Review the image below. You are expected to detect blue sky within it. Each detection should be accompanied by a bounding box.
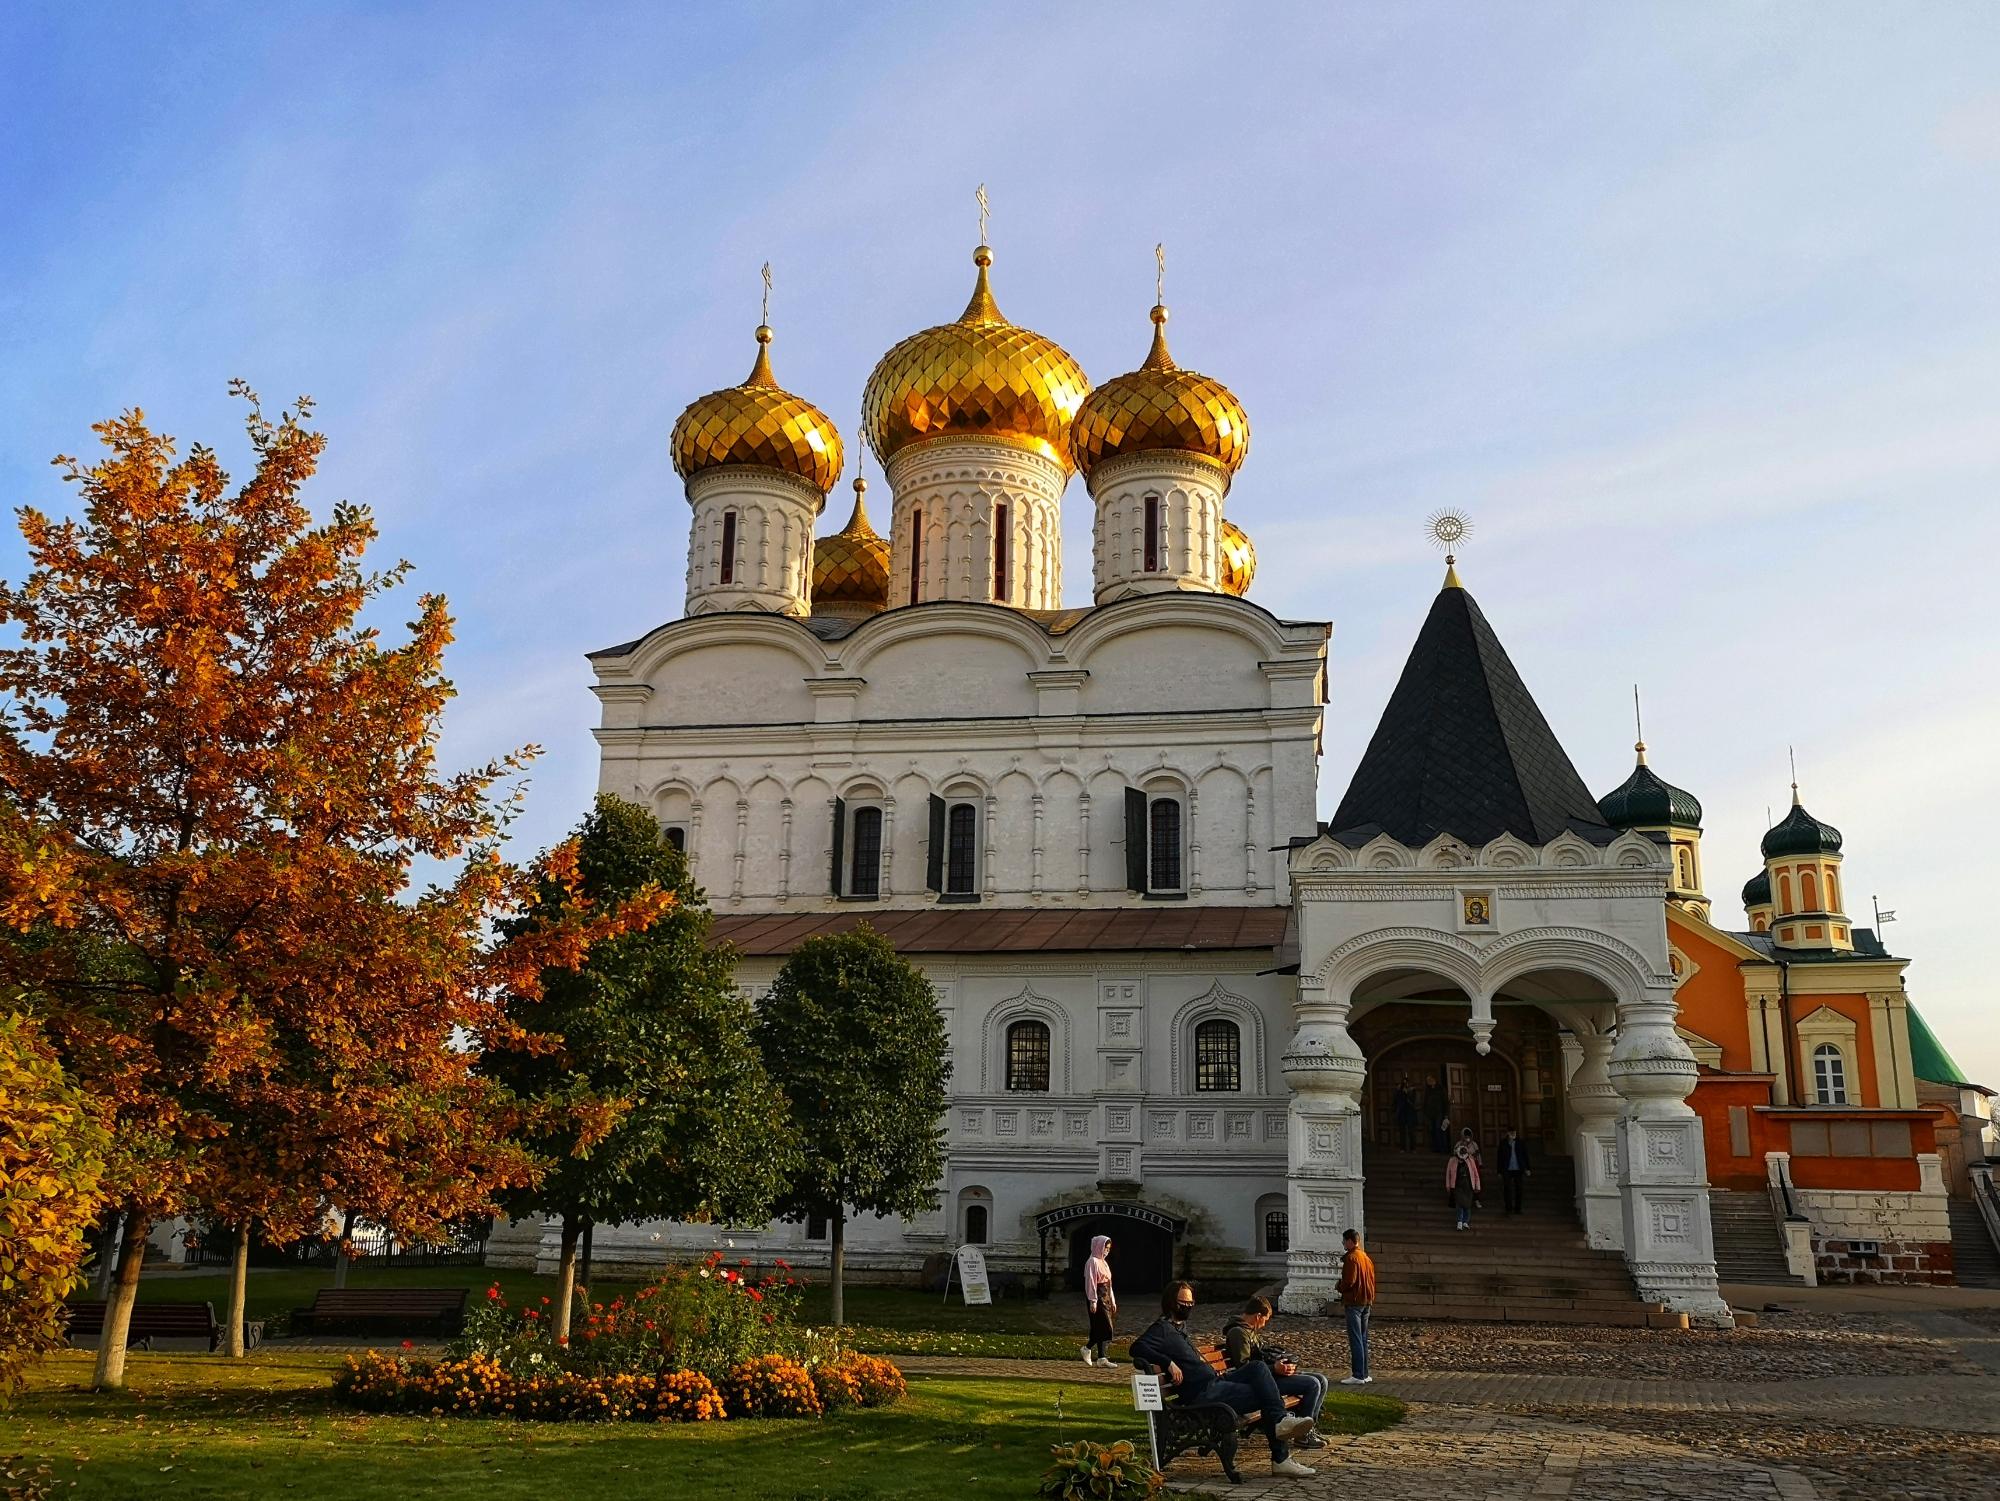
[4,2,1997,1087]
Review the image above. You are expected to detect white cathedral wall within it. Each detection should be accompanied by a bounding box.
[541,954,1296,1282]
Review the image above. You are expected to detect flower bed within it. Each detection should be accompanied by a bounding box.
[330,1254,906,1424]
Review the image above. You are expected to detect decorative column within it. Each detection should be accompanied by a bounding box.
[1278,976,1367,1314]
[1608,985,1732,1326]
[1566,1029,1624,1249]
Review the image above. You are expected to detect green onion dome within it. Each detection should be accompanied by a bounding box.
[1742,870,1772,907]
[1598,747,1702,830]
[1761,796,1843,859]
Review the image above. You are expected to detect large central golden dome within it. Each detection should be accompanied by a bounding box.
[861,246,1089,470]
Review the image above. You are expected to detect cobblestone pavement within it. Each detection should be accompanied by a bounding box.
[900,1310,2000,1500]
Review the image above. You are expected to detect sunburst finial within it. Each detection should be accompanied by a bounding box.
[1426,509,1472,588]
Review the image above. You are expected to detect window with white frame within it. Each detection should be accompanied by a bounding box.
[1812,1043,1849,1105]
[945,801,978,895]
[1194,1017,1241,1093]
[1124,787,1186,895]
[846,804,883,897]
[1005,1019,1052,1093]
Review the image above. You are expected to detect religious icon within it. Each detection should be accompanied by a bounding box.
[1463,894,1491,926]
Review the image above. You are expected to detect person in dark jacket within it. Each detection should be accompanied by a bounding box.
[1129,1282,1318,1478]
[1221,1296,1326,1444]
[1423,1076,1450,1153]
[1498,1127,1532,1214]
[1391,1077,1419,1152]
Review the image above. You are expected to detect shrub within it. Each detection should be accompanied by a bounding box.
[723,1354,823,1419]
[333,1350,726,1423]
[1038,1439,1164,1500]
[807,1350,905,1411]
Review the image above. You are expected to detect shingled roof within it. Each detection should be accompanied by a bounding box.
[1327,580,1614,848]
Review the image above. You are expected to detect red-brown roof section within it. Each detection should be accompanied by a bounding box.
[708,905,1292,957]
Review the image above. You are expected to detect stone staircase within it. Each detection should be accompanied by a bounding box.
[1708,1189,1803,1285]
[1361,1146,1676,1326]
[1948,1199,2000,1289]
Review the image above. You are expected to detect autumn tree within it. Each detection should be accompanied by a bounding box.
[754,927,950,1326]
[482,795,796,1341]
[0,388,663,1387]
[0,1012,108,1397]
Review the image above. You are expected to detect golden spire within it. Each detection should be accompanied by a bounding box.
[1789,745,1802,806]
[1144,244,1178,371]
[1426,509,1471,588]
[836,474,879,538]
[1633,685,1648,764]
[745,262,777,386]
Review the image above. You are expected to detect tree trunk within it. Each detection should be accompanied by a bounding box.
[91,1205,149,1391]
[578,1220,594,1296]
[552,1213,581,1344]
[829,1206,847,1328]
[224,1226,251,1357]
[92,1210,124,1297]
[332,1207,358,1289]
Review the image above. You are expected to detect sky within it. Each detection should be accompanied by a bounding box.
[3,2,1996,1087]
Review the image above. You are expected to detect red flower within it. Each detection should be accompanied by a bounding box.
[401,1339,415,1349]
[748,1289,763,1302]
[486,1285,502,1300]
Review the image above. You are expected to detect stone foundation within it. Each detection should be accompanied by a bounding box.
[1793,1169,1954,1284]
[1813,1235,1955,1284]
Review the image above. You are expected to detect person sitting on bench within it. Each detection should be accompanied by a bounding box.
[1221,1295,1327,1447]
[1129,1281,1318,1479]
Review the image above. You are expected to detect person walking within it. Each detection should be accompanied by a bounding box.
[1392,1077,1419,1152]
[1337,1228,1376,1385]
[1498,1127,1532,1215]
[1131,1283,1319,1479]
[1081,1234,1117,1366]
[1457,1126,1484,1209]
[1423,1075,1450,1154]
[1447,1139,1481,1230]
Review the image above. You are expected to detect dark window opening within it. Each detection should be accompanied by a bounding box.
[1148,797,1183,892]
[663,825,687,853]
[1263,1211,1289,1255]
[719,510,737,585]
[909,508,923,606]
[1195,1018,1241,1093]
[993,504,1010,599]
[946,802,977,895]
[806,1212,828,1241]
[1143,496,1161,572]
[848,806,883,898]
[1006,1019,1051,1092]
[964,1204,988,1245]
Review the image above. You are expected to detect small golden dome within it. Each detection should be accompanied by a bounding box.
[1218,517,1256,596]
[810,476,891,614]
[671,325,844,495]
[861,246,1089,471]
[1070,303,1249,484]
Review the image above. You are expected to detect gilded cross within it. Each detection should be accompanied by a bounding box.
[760,262,772,324]
[1155,244,1166,304]
[976,183,990,244]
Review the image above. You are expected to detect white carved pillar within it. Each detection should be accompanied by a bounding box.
[1243,786,1258,895]
[983,792,997,897]
[1031,792,1045,895]
[1279,976,1367,1314]
[881,799,897,897]
[1187,785,1203,897]
[1566,1029,1624,1249]
[1077,791,1092,895]
[731,798,748,903]
[1609,985,1732,1326]
[778,797,793,899]
[688,800,704,879]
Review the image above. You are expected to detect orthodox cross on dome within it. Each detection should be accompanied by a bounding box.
[1633,684,1647,763]
[976,183,990,245]
[1155,242,1166,304]
[760,261,772,325]
[1425,508,1472,588]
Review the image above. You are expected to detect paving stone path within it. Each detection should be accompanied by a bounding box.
[898,1310,2000,1500]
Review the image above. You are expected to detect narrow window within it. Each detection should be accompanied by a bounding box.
[848,806,883,898]
[1826,868,1841,913]
[1263,1211,1289,1255]
[993,503,1009,599]
[1144,495,1161,572]
[1812,1043,1848,1105]
[965,1204,988,1245]
[1148,797,1183,892]
[719,510,737,585]
[663,825,688,853]
[1006,1019,1051,1092]
[805,1212,828,1242]
[1195,1018,1241,1093]
[1778,872,1793,914]
[1802,870,1820,912]
[946,801,978,895]
[909,507,923,606]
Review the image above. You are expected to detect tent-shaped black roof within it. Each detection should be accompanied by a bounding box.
[1327,579,1615,848]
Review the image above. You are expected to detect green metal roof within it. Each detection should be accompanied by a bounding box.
[1598,756,1703,831]
[1907,1003,1971,1087]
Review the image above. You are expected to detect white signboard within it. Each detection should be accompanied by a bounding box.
[953,1244,992,1305]
[1130,1372,1164,1412]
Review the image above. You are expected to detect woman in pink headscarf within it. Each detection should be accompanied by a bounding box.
[1082,1234,1117,1366]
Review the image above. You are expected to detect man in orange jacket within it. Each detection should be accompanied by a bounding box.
[1337,1228,1376,1384]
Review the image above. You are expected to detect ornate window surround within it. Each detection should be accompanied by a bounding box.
[1169,981,1266,1095]
[980,984,1072,1095]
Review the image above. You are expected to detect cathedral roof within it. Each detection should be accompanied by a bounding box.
[708,903,1292,957]
[1598,750,1703,830]
[1907,1004,1972,1087]
[1761,793,1844,859]
[1069,303,1249,483]
[1326,572,1613,848]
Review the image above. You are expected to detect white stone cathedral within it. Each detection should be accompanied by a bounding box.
[491,238,1731,1325]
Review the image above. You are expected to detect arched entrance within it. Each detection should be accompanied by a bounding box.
[1354,1000,1566,1152]
[1033,1202,1186,1294]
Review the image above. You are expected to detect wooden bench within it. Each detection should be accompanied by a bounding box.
[1130,1343,1305,1483]
[288,1287,467,1338]
[63,1300,229,1352]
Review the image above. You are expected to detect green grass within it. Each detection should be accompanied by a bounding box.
[0,1349,1399,1500]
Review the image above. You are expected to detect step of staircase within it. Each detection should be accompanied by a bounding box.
[1948,1199,2000,1289]
[1707,1189,1802,1284]
[1360,1148,1651,1325]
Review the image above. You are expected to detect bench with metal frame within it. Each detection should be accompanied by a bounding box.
[1129,1343,1303,1484]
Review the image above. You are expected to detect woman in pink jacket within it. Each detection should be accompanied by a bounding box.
[1446,1142,1482,1230]
[1082,1235,1117,1365]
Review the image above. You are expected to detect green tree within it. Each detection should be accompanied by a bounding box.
[755,927,951,1326]
[483,795,796,1341]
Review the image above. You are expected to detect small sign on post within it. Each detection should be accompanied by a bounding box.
[1130,1372,1163,1411]
[948,1244,992,1306]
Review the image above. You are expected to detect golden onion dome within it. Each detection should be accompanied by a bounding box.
[861,245,1090,471]
[670,325,844,496]
[810,476,891,614]
[1070,303,1250,484]
[1218,517,1256,597]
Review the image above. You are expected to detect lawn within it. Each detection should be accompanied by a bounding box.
[0,1350,1404,1500]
